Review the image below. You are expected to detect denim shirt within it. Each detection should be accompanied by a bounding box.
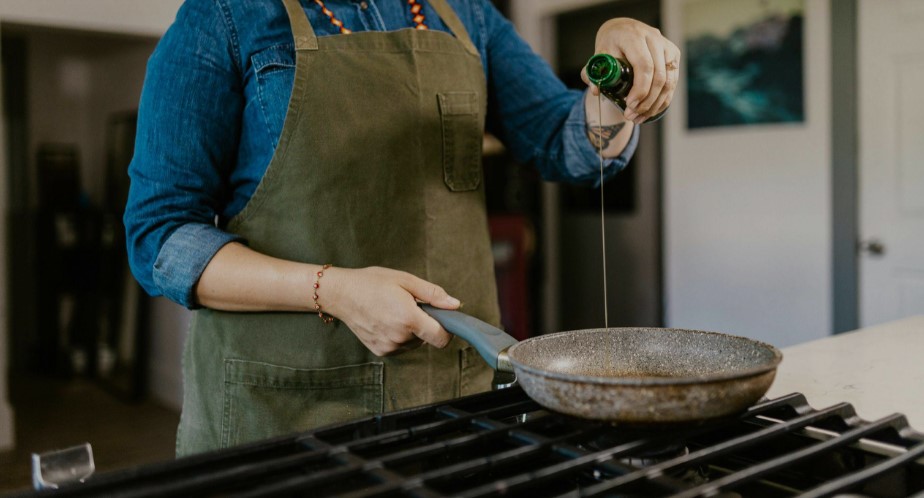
[124,0,639,308]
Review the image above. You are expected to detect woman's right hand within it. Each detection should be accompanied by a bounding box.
[194,244,454,356]
[322,266,460,356]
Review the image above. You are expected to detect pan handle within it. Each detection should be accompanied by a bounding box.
[420,305,518,372]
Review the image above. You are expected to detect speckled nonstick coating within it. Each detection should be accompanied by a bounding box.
[420,306,783,423]
[507,327,782,422]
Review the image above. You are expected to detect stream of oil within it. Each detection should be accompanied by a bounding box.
[597,92,609,330]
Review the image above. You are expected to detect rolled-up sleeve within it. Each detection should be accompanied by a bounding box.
[151,224,242,307]
[479,0,637,185]
[124,0,244,308]
[562,91,639,186]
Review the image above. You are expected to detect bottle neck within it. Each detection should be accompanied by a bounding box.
[586,53,623,88]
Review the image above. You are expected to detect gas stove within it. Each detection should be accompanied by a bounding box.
[11,386,924,497]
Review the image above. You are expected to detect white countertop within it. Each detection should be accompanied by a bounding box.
[766,315,924,431]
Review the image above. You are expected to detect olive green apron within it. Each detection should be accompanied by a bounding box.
[176,0,499,456]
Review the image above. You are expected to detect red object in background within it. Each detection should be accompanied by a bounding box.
[489,214,534,341]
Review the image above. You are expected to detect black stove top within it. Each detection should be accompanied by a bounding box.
[11,387,924,497]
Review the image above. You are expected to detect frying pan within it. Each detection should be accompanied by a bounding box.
[422,305,782,423]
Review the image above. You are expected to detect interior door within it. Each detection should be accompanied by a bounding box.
[859,0,924,326]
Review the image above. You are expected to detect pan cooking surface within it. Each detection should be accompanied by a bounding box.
[417,306,783,422]
[508,327,781,384]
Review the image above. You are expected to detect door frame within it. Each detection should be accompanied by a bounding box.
[831,0,859,334]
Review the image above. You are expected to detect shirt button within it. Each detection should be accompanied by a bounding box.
[360,1,368,9]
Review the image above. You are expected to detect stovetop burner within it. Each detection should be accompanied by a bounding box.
[8,387,924,497]
[620,442,689,467]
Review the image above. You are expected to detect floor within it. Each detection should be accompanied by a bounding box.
[0,375,179,493]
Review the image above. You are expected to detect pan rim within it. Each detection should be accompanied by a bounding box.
[507,327,783,386]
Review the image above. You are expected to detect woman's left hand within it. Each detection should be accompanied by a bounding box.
[586,18,681,124]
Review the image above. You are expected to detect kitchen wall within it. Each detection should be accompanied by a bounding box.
[0,0,184,447]
[513,0,833,348]
[661,0,831,347]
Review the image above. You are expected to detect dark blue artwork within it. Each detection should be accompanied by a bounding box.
[685,4,804,129]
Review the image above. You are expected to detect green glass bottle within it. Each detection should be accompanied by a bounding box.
[585,53,667,123]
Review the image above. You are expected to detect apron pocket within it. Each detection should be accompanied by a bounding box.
[438,92,483,192]
[222,359,383,448]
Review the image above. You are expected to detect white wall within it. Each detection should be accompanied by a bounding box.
[0,0,183,37]
[513,0,832,347]
[663,0,832,347]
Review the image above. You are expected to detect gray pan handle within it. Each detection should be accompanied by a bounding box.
[420,305,518,371]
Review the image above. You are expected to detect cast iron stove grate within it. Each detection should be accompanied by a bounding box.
[9,387,924,497]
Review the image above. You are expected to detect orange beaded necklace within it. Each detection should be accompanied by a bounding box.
[312,0,428,35]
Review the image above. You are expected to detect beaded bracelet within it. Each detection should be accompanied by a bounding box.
[313,264,335,324]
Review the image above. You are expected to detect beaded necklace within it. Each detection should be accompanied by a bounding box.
[313,0,428,35]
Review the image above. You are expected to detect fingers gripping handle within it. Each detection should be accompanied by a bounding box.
[420,305,518,371]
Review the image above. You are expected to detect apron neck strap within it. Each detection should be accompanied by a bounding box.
[281,0,320,51]
[427,0,479,57]
[280,0,478,56]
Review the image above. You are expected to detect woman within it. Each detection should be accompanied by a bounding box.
[125,0,679,456]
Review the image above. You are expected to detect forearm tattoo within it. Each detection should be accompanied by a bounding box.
[586,122,627,149]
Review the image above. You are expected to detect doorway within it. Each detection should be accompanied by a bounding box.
[1,24,157,397]
[857,0,924,327]
[554,0,664,329]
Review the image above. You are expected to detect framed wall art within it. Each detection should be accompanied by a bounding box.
[684,0,805,129]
